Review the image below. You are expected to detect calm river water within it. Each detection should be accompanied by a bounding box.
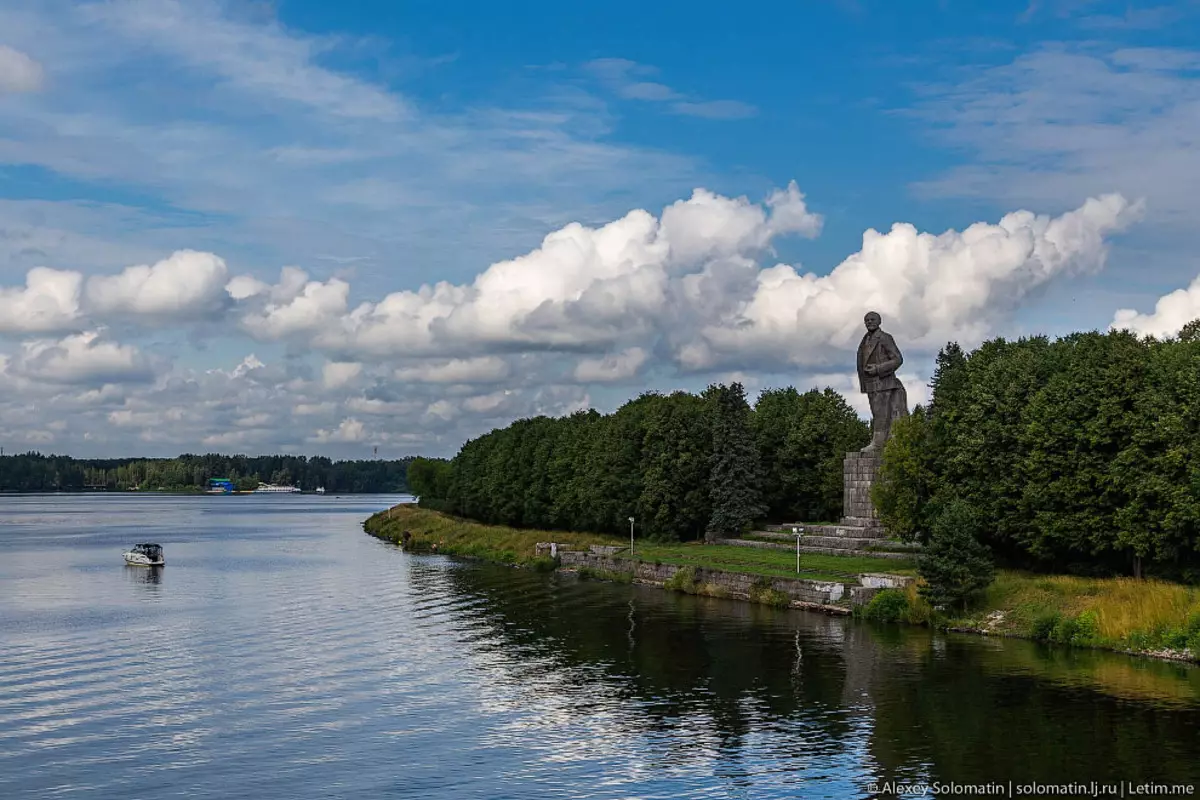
[1,495,1198,799]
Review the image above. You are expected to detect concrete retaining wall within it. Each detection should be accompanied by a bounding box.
[559,550,850,611]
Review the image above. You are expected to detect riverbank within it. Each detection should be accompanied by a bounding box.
[364,505,1200,663]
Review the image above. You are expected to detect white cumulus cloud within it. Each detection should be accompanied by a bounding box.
[9,330,153,385]
[86,250,231,319]
[310,184,819,358]
[690,193,1142,369]
[1112,274,1200,338]
[240,269,350,340]
[0,267,84,333]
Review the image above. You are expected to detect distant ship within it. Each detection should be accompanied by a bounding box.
[253,482,301,494]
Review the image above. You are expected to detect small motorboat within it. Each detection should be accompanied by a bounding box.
[123,543,165,567]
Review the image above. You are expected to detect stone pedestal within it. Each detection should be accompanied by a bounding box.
[842,450,882,529]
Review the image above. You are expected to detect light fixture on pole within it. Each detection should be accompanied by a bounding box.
[792,526,804,574]
[629,516,635,555]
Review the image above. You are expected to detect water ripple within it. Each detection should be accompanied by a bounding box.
[1,495,1197,799]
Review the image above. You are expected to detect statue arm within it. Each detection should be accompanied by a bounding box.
[874,335,903,377]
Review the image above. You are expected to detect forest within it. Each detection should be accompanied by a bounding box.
[875,325,1200,578]
[0,453,412,493]
[410,324,1200,578]
[407,384,868,542]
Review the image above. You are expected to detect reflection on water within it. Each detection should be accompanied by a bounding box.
[124,565,162,586]
[0,494,1197,799]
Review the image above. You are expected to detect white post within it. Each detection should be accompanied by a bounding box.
[792,526,801,574]
[629,516,635,555]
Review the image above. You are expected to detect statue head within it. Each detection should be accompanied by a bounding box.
[863,311,881,333]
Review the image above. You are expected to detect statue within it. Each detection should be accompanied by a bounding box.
[857,311,908,453]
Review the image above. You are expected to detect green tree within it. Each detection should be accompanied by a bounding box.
[873,409,935,543]
[637,392,712,541]
[705,383,767,541]
[1017,331,1147,565]
[918,500,995,611]
[753,388,868,523]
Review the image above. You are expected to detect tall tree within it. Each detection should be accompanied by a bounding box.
[705,383,767,541]
[918,500,995,611]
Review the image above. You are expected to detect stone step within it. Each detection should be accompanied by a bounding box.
[839,517,881,529]
[763,523,887,541]
[715,538,917,560]
[748,533,919,552]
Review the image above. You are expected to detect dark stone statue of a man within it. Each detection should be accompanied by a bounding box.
[857,311,908,453]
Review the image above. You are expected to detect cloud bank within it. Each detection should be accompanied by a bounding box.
[0,183,1145,456]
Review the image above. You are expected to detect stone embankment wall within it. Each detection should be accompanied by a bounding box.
[558,550,855,612]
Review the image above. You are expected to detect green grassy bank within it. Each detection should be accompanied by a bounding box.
[363,504,913,582]
[365,505,1200,663]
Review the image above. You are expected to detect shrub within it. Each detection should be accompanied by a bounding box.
[1126,629,1155,651]
[748,577,790,607]
[918,500,996,610]
[861,589,909,623]
[1050,615,1080,644]
[1031,611,1061,642]
[1072,611,1100,646]
[1163,626,1189,650]
[665,566,698,592]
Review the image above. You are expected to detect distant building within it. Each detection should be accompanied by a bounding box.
[206,478,235,494]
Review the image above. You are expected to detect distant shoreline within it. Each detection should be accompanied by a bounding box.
[0,489,411,495]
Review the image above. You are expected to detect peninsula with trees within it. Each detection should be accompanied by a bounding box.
[369,321,1200,663]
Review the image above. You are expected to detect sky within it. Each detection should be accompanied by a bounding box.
[1,0,1199,459]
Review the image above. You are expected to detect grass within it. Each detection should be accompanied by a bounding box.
[631,542,915,583]
[365,505,913,581]
[950,571,1200,655]
[363,505,615,566]
[365,505,1200,662]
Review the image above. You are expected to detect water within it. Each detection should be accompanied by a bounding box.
[1,495,1198,799]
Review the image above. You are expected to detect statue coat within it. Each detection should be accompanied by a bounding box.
[857,330,904,394]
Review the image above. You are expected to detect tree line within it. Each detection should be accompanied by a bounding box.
[875,324,1200,578]
[0,453,413,493]
[410,322,1200,581]
[407,385,869,541]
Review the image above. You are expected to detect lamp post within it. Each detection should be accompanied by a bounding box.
[792,526,804,574]
[629,516,635,555]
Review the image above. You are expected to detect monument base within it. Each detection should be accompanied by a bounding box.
[842,450,882,529]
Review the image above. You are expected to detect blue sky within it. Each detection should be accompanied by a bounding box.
[0,0,1197,457]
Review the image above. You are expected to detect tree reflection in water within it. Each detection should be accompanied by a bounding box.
[433,562,1200,789]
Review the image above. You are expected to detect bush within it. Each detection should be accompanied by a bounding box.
[861,589,909,623]
[664,566,698,592]
[748,577,790,607]
[1050,615,1080,644]
[1032,611,1061,642]
[1163,626,1189,650]
[1126,629,1155,651]
[918,500,996,611]
[1072,610,1100,645]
